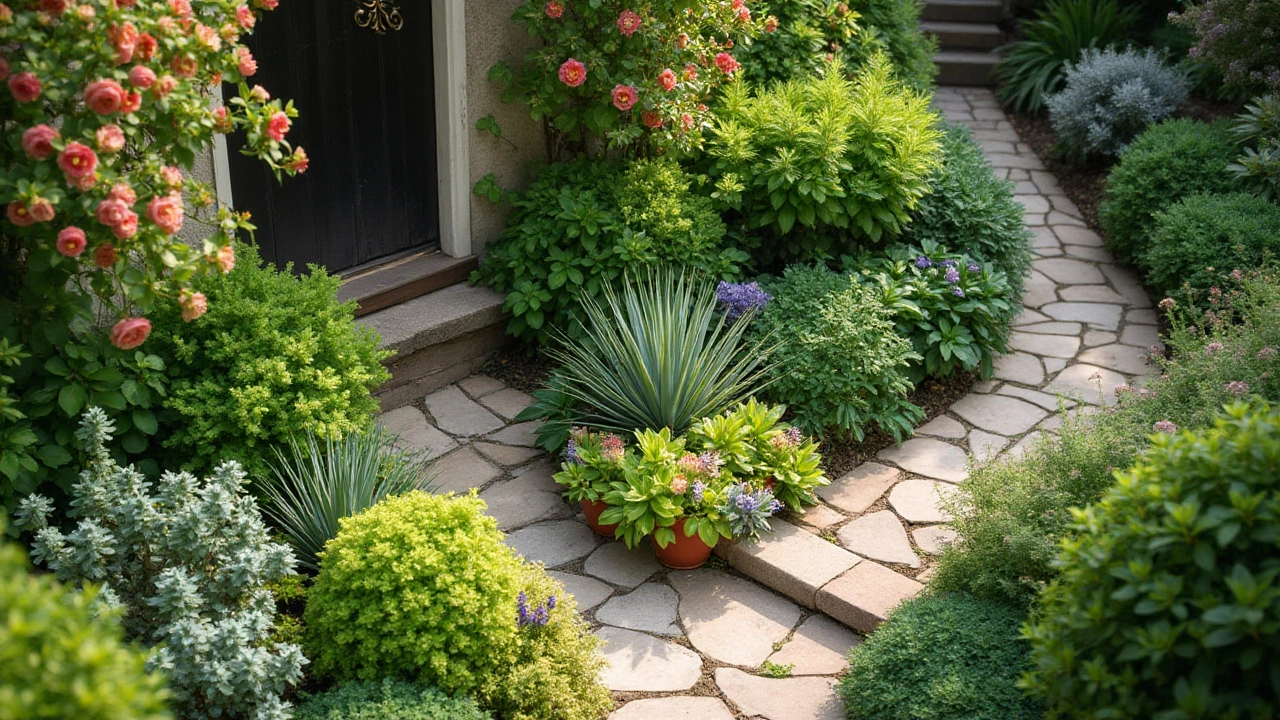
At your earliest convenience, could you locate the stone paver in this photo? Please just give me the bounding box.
[888,479,956,524]
[484,421,541,447]
[670,568,802,667]
[548,571,612,611]
[1047,363,1128,405]
[817,462,903,514]
[817,562,923,633]
[378,406,457,460]
[719,520,861,608]
[457,374,506,397]
[610,697,735,720]
[476,387,534,421]
[877,438,968,483]
[472,441,540,466]
[1041,302,1124,330]
[997,384,1073,412]
[1033,258,1107,285]
[596,582,681,635]
[431,446,501,495]
[424,385,505,436]
[793,504,848,531]
[1018,321,1083,335]
[1119,323,1161,349]
[584,541,661,589]
[993,351,1045,385]
[716,668,844,720]
[911,526,958,555]
[597,627,702,692]
[1078,344,1151,376]
[506,520,597,568]
[950,394,1048,436]
[915,415,967,439]
[478,472,570,530]
[767,615,859,676]
[967,429,1009,459]
[1059,284,1128,304]
[1009,331,1081,359]
[837,511,918,568]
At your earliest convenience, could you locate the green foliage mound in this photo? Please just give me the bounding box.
[907,125,1033,298]
[151,242,389,479]
[0,518,170,720]
[475,157,745,346]
[304,492,521,694]
[293,680,490,720]
[846,0,937,91]
[840,593,1043,720]
[708,56,942,267]
[748,264,921,439]
[1144,192,1280,302]
[1023,402,1280,719]
[1098,119,1239,266]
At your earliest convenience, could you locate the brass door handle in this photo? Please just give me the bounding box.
[354,0,403,33]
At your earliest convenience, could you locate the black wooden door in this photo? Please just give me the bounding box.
[227,0,439,273]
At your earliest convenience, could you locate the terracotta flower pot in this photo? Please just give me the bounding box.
[581,498,619,538]
[650,517,713,569]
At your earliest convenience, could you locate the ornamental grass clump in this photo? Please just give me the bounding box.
[16,408,305,720]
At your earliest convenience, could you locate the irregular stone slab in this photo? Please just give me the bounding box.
[669,568,802,667]
[1044,357,1068,374]
[1053,224,1104,247]
[1083,330,1118,347]
[1030,226,1059,250]
[1031,169,1063,195]
[1018,321,1083,336]
[484,421,542,447]
[997,384,1074,412]
[817,562,923,633]
[950,394,1048,436]
[1009,331,1081,359]
[1013,308,1051,326]
[968,429,1009,460]
[1022,270,1059,308]
[837,511,919,568]
[1059,285,1126,305]
[817,462,902,515]
[1013,194,1051,213]
[1015,179,1040,195]
[716,669,843,720]
[584,541,660,589]
[1063,244,1114,263]
[596,582,681,635]
[431,446,502,495]
[1127,308,1158,325]
[970,379,1000,394]
[479,473,570,531]
[473,441,541,467]
[912,526,958,555]
[378,406,458,461]
[1041,302,1124,330]
[548,571,612,611]
[1048,210,1086,226]
[610,697,734,720]
[1078,344,1152,376]
[792,504,847,532]
[985,152,1044,169]
[477,387,534,421]
[597,626,701,692]
[1034,258,1106,285]
[1048,194,1082,216]
[1046,363,1127,406]
[718,520,860,608]
[1101,264,1153,308]
[424,385,505,436]
[1120,323,1162,349]
[1006,431,1044,460]
[1023,211,1047,227]
[767,615,859,676]
[993,351,1045,386]
[878,438,968,483]
[916,415,967,439]
[888,480,956,524]
[506,520,598,568]
[457,374,506,398]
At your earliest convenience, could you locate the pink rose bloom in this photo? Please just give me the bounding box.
[57,142,98,181]
[658,67,677,92]
[84,79,126,114]
[136,33,157,61]
[56,226,87,257]
[93,243,118,268]
[110,317,151,350]
[109,183,137,205]
[617,9,641,36]
[112,211,139,239]
[676,32,689,49]
[28,198,55,223]
[21,124,60,159]
[236,5,255,29]
[266,111,291,141]
[111,22,138,65]
[120,91,142,113]
[256,0,278,9]
[558,58,586,87]
[179,289,207,322]
[237,46,257,77]
[6,202,34,227]
[171,55,197,78]
[681,113,694,131]
[195,23,221,50]
[683,63,698,80]
[544,0,562,18]
[765,16,778,32]
[284,147,310,174]
[249,84,270,102]
[9,71,41,103]
[611,84,638,111]
[146,192,184,235]
[220,22,240,43]
[715,52,740,75]
[212,106,233,133]
[642,111,663,128]
[215,244,235,273]
[96,124,126,153]
[153,75,177,98]
[96,198,129,227]
[169,0,192,16]
[129,64,157,88]
[160,166,183,188]
[738,6,750,20]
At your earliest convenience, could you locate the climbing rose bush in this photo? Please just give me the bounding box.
[492,0,772,156]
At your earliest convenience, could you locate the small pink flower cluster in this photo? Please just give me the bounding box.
[600,433,625,462]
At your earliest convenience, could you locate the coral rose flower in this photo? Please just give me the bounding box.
[285,147,310,174]
[236,5,255,29]
[146,193,184,235]
[9,71,41,103]
[658,68,677,92]
[215,244,235,272]
[129,65,157,89]
[249,84,270,102]
[681,113,695,131]
[160,166,183,188]
[266,111,291,141]
[153,75,177,98]
[195,23,221,51]
[683,63,698,80]
[112,211,139,239]
[179,290,207,322]
[617,9,641,36]
[58,142,98,181]
[642,111,663,128]
[558,58,586,88]
[6,202,34,227]
[611,84,638,111]
[22,124,60,159]
[111,22,138,65]
[764,16,778,32]
[56,227,87,257]
[109,183,137,205]
[97,124,126,153]
[237,47,257,77]
[255,0,278,9]
[93,243,118,268]
[676,32,689,49]
[85,79,126,114]
[171,55,197,78]
[136,33,158,61]
[28,198,55,223]
[212,106,233,133]
[120,91,142,114]
[96,198,129,227]
[715,52,740,75]
[110,317,151,350]
[738,6,750,20]
[544,0,562,18]
[169,0,192,16]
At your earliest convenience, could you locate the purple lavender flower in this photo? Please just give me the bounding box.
[547,595,558,610]
[967,262,980,273]
[914,256,932,269]
[784,426,802,445]
[945,267,960,284]
[563,439,581,465]
[735,491,761,513]
[691,481,706,503]
[770,499,782,514]
[940,259,957,268]
[517,590,555,628]
[717,281,772,319]
[952,287,965,298]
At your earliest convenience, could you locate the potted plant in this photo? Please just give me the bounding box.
[552,428,626,537]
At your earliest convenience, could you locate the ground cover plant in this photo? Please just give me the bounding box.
[293,680,491,720]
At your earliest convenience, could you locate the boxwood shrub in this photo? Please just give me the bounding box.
[1143,192,1280,302]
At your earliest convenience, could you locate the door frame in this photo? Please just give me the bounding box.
[212,0,472,259]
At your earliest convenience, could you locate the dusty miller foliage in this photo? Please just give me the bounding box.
[16,407,306,720]
[1046,47,1188,160]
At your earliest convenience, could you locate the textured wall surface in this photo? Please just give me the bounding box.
[465,0,547,256]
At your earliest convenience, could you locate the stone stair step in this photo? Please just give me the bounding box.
[921,0,1002,23]
[935,49,1000,86]
[920,20,1002,50]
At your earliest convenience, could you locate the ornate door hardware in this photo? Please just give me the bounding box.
[354,0,403,34]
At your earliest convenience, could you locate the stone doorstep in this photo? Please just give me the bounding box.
[716,519,861,608]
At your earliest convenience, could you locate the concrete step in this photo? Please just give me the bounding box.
[359,281,508,410]
[921,0,1002,23]
[920,20,1002,51]
[935,50,1000,86]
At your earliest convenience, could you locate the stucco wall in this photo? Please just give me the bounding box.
[465,0,547,256]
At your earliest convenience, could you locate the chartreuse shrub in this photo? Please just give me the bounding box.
[839,593,1043,720]
[1098,119,1239,266]
[907,125,1033,299]
[475,157,746,346]
[748,264,922,440]
[708,56,942,267]
[293,680,491,720]
[846,0,937,91]
[150,242,389,480]
[0,516,170,720]
[1023,401,1280,718]
[1143,192,1280,303]
[16,408,305,720]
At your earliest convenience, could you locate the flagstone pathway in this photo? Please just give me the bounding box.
[377,87,1156,719]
